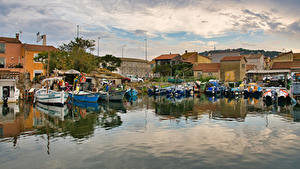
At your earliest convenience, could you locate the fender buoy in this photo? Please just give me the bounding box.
[80,76,86,83]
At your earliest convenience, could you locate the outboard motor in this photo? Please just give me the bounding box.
[2,88,9,106]
[271,89,277,102]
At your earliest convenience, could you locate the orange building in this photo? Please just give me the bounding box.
[0,34,23,69]
[22,44,57,80]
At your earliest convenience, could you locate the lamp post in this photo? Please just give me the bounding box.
[122,45,126,58]
[97,37,100,57]
[144,38,147,61]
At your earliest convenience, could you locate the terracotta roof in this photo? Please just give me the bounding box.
[120,57,149,63]
[293,53,300,60]
[272,61,300,69]
[181,52,197,60]
[274,51,293,59]
[0,37,21,43]
[245,54,263,59]
[154,54,180,60]
[193,63,220,72]
[221,56,245,62]
[22,44,57,52]
[246,64,257,71]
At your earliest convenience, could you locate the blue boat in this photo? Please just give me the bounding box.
[125,88,138,98]
[68,91,100,102]
[205,80,221,96]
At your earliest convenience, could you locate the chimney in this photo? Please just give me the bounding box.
[42,35,46,46]
[16,33,19,40]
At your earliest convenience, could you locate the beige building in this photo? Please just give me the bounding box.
[193,63,220,79]
[117,58,150,78]
[220,56,247,82]
[245,54,264,70]
[181,51,211,64]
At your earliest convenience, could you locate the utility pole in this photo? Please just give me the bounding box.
[76,25,79,38]
[144,38,148,61]
[122,45,126,58]
[97,37,100,57]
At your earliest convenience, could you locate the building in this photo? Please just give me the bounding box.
[117,58,150,78]
[22,44,57,80]
[0,34,57,81]
[271,51,293,63]
[271,52,300,74]
[193,63,220,79]
[181,50,211,64]
[0,34,23,69]
[154,53,181,66]
[245,53,264,70]
[220,56,247,82]
[209,51,240,63]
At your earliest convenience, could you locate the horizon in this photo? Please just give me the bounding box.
[1,0,300,60]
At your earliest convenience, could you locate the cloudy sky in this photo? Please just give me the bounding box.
[1,0,300,60]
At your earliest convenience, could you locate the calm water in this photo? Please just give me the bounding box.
[1,95,300,169]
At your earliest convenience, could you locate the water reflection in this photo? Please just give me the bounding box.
[1,96,300,169]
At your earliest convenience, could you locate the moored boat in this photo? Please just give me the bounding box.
[35,89,68,106]
[99,90,126,101]
[69,91,100,102]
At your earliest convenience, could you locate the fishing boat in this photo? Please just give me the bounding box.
[205,80,221,96]
[244,83,262,98]
[99,90,126,101]
[35,88,68,106]
[125,88,138,98]
[69,91,100,103]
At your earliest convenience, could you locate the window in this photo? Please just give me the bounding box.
[197,72,202,77]
[0,43,5,53]
[34,70,43,78]
[242,64,245,68]
[0,57,5,68]
[208,72,213,76]
[33,53,40,62]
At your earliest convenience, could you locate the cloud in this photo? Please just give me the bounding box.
[0,0,300,58]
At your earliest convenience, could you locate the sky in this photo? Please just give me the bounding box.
[0,0,300,60]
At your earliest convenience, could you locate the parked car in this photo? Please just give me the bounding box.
[127,75,144,83]
[122,77,131,83]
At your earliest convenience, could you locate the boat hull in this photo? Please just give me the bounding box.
[99,91,126,101]
[69,92,100,103]
[35,89,68,106]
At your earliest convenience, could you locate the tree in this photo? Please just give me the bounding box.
[34,38,99,74]
[98,54,122,72]
[153,64,172,76]
[59,37,95,52]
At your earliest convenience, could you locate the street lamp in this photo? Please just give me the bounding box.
[144,38,147,61]
[97,37,100,57]
[122,45,126,58]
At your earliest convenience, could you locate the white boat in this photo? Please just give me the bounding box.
[35,89,68,106]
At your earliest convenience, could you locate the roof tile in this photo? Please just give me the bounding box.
[154,54,180,60]
[193,63,220,72]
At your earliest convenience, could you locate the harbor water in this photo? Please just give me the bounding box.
[1,95,300,169]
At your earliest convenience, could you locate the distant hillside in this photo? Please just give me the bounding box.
[199,48,281,58]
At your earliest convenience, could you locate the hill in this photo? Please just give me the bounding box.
[199,48,281,58]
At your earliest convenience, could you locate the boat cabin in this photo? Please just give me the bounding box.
[0,79,19,103]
